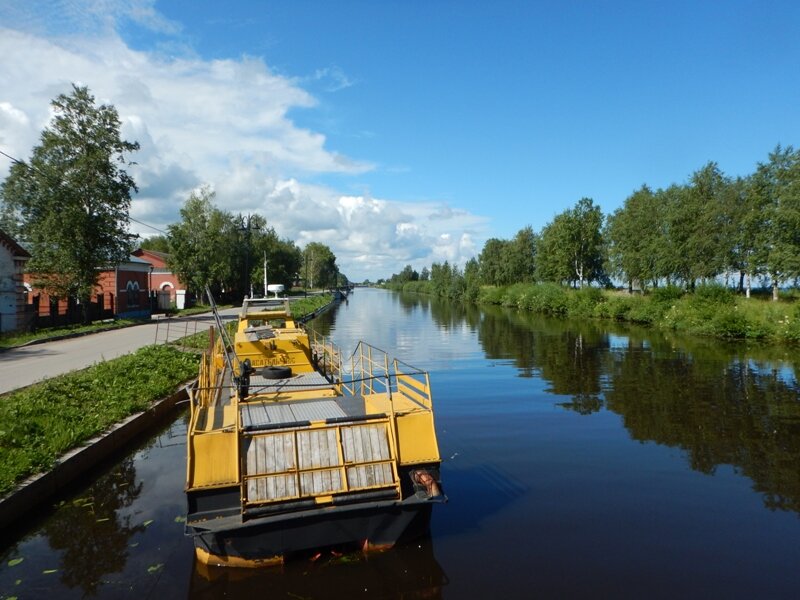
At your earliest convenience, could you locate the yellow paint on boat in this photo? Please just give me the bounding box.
[185,295,444,564]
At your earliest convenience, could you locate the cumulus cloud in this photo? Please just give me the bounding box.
[0,2,488,280]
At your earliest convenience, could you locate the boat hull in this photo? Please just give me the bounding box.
[191,499,435,567]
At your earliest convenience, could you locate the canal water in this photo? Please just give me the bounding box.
[2,288,800,598]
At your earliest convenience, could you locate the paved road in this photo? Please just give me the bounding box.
[0,307,241,395]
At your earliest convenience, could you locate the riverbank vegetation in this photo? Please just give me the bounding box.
[386,146,800,342]
[0,345,199,496]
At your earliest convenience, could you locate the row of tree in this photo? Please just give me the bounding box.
[143,187,343,300]
[388,146,800,301]
[0,84,343,317]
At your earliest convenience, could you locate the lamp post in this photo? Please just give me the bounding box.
[238,214,260,299]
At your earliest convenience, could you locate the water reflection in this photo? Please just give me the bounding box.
[436,299,800,515]
[43,458,144,594]
[604,351,800,512]
[188,537,447,599]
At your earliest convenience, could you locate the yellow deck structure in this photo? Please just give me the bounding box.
[185,296,445,565]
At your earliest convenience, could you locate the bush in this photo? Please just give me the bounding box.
[710,308,750,338]
[603,295,634,321]
[694,284,735,306]
[567,287,604,318]
[626,295,664,324]
[524,284,569,315]
[478,285,506,305]
[650,285,684,304]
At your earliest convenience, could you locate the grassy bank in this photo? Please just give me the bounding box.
[393,281,800,343]
[291,294,333,320]
[0,345,199,496]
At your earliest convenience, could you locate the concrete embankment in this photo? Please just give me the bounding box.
[0,382,193,531]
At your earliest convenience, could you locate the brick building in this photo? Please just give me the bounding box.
[132,248,190,309]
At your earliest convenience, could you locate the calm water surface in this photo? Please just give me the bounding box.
[2,288,800,598]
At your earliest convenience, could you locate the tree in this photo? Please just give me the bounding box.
[0,85,139,322]
[505,226,538,283]
[303,242,337,289]
[463,257,481,301]
[167,186,235,299]
[479,238,510,285]
[390,264,419,285]
[248,220,303,292]
[606,185,663,291]
[139,235,170,253]
[749,146,800,300]
[660,164,734,290]
[538,198,605,287]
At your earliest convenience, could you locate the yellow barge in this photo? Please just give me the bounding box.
[185,296,445,566]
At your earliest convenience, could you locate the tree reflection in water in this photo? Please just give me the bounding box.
[43,457,144,595]
[415,296,800,515]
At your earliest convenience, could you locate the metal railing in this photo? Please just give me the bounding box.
[306,330,432,409]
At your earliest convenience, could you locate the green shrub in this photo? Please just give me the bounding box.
[710,308,750,338]
[650,285,684,304]
[626,295,664,324]
[526,284,569,315]
[500,283,529,308]
[478,285,506,305]
[605,296,634,321]
[568,287,604,318]
[694,284,735,306]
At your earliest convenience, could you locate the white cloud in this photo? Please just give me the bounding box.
[311,66,356,92]
[0,2,489,280]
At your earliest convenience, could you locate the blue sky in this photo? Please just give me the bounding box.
[1,1,799,280]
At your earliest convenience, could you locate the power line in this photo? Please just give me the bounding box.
[2,147,170,237]
[129,216,168,235]
[0,149,25,165]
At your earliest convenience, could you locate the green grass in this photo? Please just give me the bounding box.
[290,294,333,320]
[171,321,236,350]
[0,344,199,496]
[160,303,233,317]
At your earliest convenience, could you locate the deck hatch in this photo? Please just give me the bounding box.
[243,421,398,505]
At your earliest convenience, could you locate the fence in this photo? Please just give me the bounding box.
[24,293,116,330]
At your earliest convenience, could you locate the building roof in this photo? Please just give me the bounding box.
[127,255,152,265]
[133,247,170,267]
[0,228,31,259]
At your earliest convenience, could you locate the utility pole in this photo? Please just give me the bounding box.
[263,252,268,297]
